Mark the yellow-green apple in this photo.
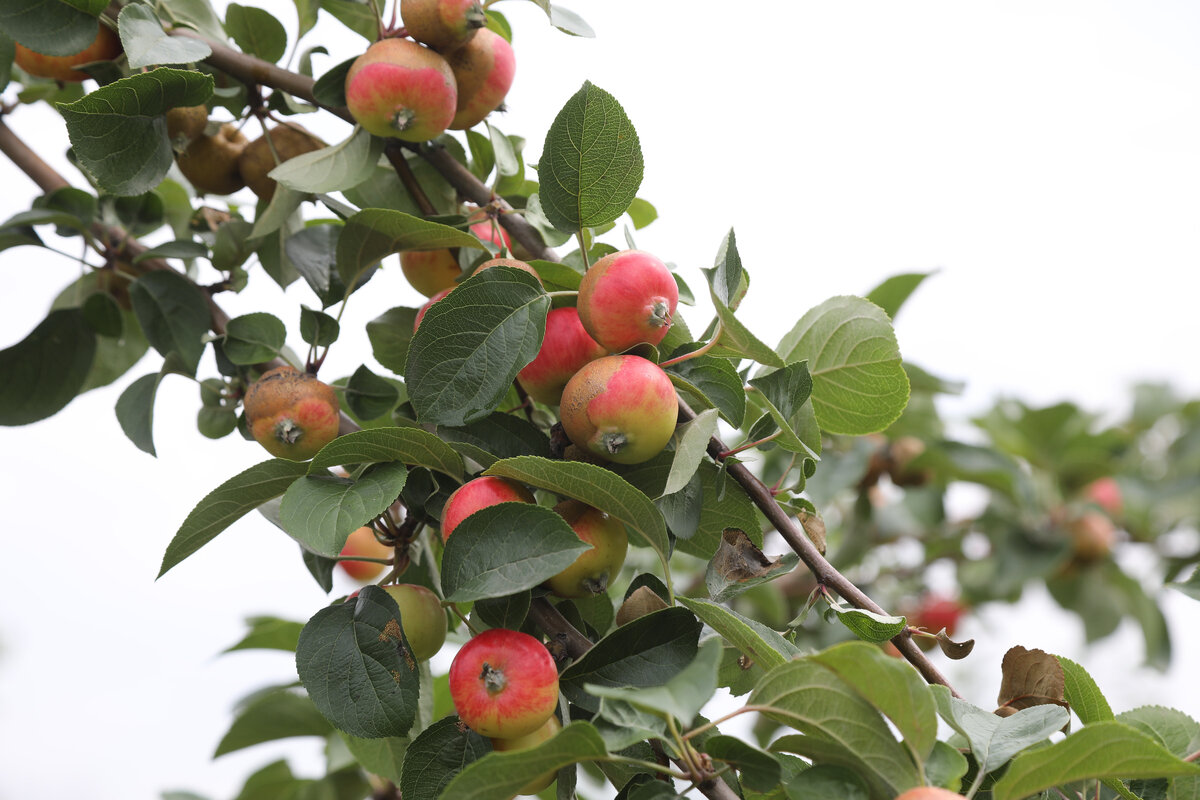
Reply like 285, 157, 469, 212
401, 0, 486, 52
400, 213, 511, 296
546, 500, 627, 598
517, 307, 606, 405
344, 38, 457, 141
238, 123, 325, 201
440, 476, 535, 541
243, 365, 341, 460
1068, 510, 1117, 562
449, 628, 559, 738
1082, 476, 1122, 516
338, 526, 392, 581
560, 354, 678, 464
489, 715, 561, 794
14, 21, 122, 82
894, 789, 966, 800
176, 123, 249, 195
382, 583, 448, 660
577, 250, 678, 352
444, 28, 515, 129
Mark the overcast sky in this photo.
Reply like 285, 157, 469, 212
2, 3, 1199, 799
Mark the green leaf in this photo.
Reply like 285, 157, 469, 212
337, 208, 487, 289
775, 296, 910, 435
225, 3, 286, 63
440, 721, 607, 800
708, 288, 785, 368
822, 602, 907, 644
299, 305, 339, 347
320, 0, 378, 39
437, 413, 551, 469
366, 305, 418, 375
865, 271, 935, 321
812, 641, 938, 762
747, 361, 818, 457
627, 197, 657, 229
132, 239, 208, 263
677, 597, 800, 673
706, 229, 746, 310
0, 0, 100, 56
932, 686, 1070, 774
311, 55, 354, 107
473, 592, 531, 631
1168, 564, 1200, 602
307, 426, 464, 481
784, 764, 869, 800
157, 0, 226, 42
750, 658, 922, 794
0, 308, 96, 425
440, 503, 591, 603
222, 313, 286, 365
486, 121, 519, 176
118, 4, 211, 68
678, 459, 762, 560
484, 456, 671, 583
663, 408, 718, 496
269, 125, 383, 194
991, 721, 1200, 800
1057, 655, 1114, 724
527, 1, 595, 38
278, 462, 408, 558
406, 268, 549, 427
82, 292, 123, 337
538, 81, 643, 232
159, 459, 309, 577
214, 687, 332, 756
344, 364, 400, 420
295, 586, 421, 738
115, 371, 163, 455
560, 607, 701, 712
223, 616, 304, 652
59, 68, 214, 196
703, 735, 781, 793
585, 637, 721, 725
129, 267, 211, 376
400, 716, 492, 798
666, 351, 746, 427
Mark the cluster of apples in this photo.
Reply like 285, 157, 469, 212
344, 0, 516, 141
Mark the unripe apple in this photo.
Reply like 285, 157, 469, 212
400, 214, 511, 296
440, 476, 535, 541
560, 355, 678, 465
401, 0, 486, 53
1068, 510, 1117, 562
382, 583, 448, 660
517, 307, 606, 405
344, 38, 457, 141
414, 287, 454, 330
339, 526, 392, 581
449, 628, 559, 739
1082, 476, 1122, 516
577, 250, 678, 353
165, 105, 209, 148
238, 123, 325, 201
176, 123, 249, 195
444, 28, 516, 130
243, 365, 341, 460
546, 500, 628, 598
894, 789, 966, 800
13, 22, 122, 82
489, 715, 561, 795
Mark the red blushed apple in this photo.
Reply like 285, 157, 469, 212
517, 307, 606, 405
1068, 510, 1117, 562
400, 214, 511, 296
560, 355, 678, 465
14, 22, 122, 82
243, 366, 341, 460
577, 250, 678, 353
345, 38, 457, 141
440, 476, 536, 541
475, 257, 540, 281
414, 287, 453, 330
449, 628, 559, 739
489, 715, 561, 795
445, 28, 516, 130
894, 789, 966, 800
546, 500, 628, 598
382, 584, 448, 660
910, 595, 964, 636
1082, 476, 1122, 516
401, 0, 485, 52
338, 526, 392, 581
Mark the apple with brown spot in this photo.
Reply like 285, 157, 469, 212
381, 583, 448, 660
243, 365, 340, 460
517, 307, 606, 405
344, 38, 457, 141
440, 475, 535, 541
449, 628, 559, 739
560, 354, 678, 465
577, 250, 678, 353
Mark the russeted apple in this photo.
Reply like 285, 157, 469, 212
489, 715, 561, 795
382, 583, 448, 660
401, 0, 486, 53
400, 213, 511, 297
238, 124, 325, 201
338, 526, 392, 581
176, 123, 249, 196
345, 38, 457, 141
546, 500, 628, 598
517, 307, 606, 405
448, 628, 559, 739
577, 249, 678, 352
440, 475, 535, 541
14, 21, 122, 82
165, 105, 209, 149
445, 28, 516, 130
243, 365, 341, 460
560, 354, 678, 464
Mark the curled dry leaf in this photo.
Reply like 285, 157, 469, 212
798, 509, 827, 554
996, 645, 1071, 720
936, 630, 975, 660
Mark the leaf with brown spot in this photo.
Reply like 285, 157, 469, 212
996, 646, 1070, 718
705, 528, 800, 602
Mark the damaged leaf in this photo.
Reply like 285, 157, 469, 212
706, 528, 800, 602
996, 646, 1069, 717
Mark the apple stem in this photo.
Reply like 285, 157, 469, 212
480, 662, 507, 694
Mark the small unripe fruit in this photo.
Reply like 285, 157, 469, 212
345, 38, 457, 141
1068, 511, 1117, 562
401, 0, 486, 52
546, 500, 628, 598
1082, 476, 1122, 515
339, 526, 392, 581
414, 287, 453, 330
577, 250, 678, 353
449, 628, 559, 739
440, 476, 535, 541
13, 22, 122, 82
894, 788, 967, 800
238, 124, 324, 201
382, 584, 448, 660
176, 123, 249, 195
490, 715, 561, 795
243, 365, 341, 460
517, 307, 606, 405
445, 28, 515, 130
560, 355, 678, 465
165, 105, 209, 147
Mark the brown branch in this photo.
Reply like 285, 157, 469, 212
384, 143, 438, 216
528, 597, 592, 660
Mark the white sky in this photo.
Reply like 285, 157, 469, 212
2, 2, 1199, 798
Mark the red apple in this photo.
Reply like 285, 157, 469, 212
243, 366, 341, 460
344, 38, 457, 141
546, 500, 628, 598
576, 250, 678, 353
475, 257, 540, 281
382, 583, 448, 660
14, 21, 122, 82
489, 715, 561, 794
909, 595, 964, 637
414, 287, 454, 330
401, 0, 486, 52
1082, 476, 1122, 516
338, 526, 392, 581
449, 628, 559, 738
560, 355, 678, 464
445, 28, 516, 130
894, 789, 966, 800
440, 476, 535, 541
517, 307, 606, 405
